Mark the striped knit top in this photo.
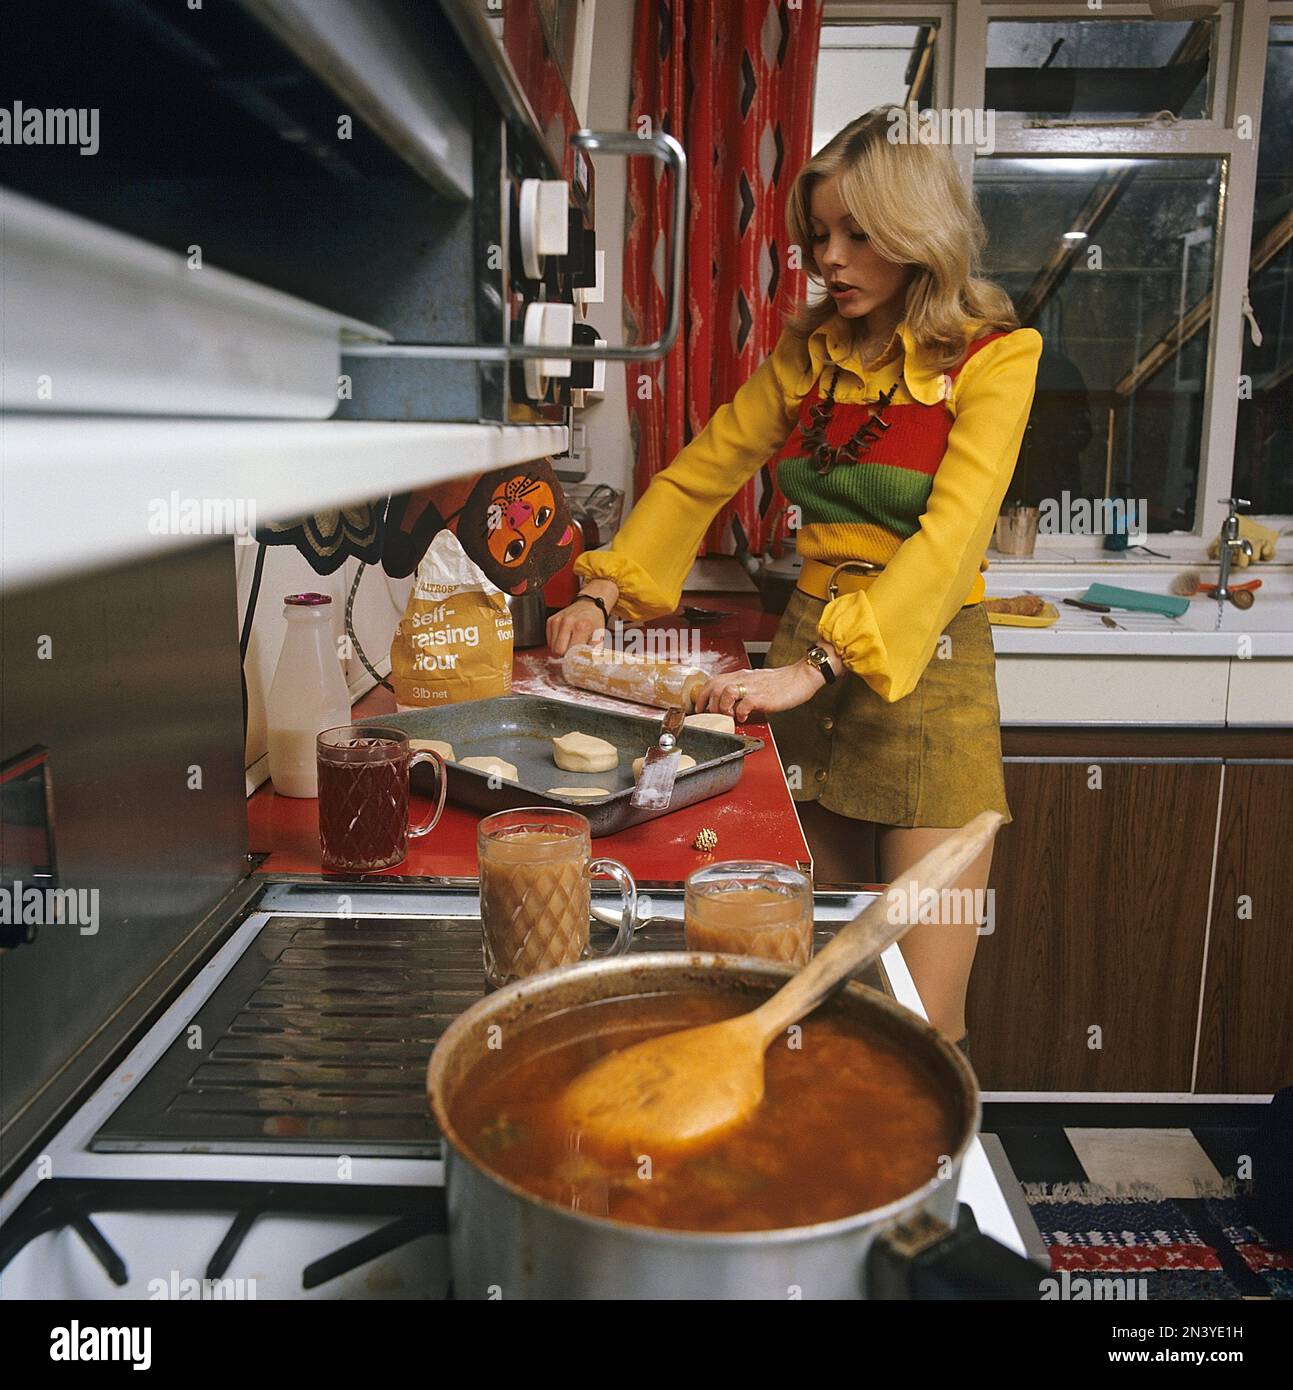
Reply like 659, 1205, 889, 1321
574, 315, 1043, 702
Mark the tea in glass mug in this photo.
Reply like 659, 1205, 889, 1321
476, 807, 636, 988
684, 861, 814, 965
317, 726, 446, 873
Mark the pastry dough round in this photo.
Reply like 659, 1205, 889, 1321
409, 738, 455, 760
552, 730, 619, 773
632, 753, 696, 780
683, 713, 736, 735
548, 786, 611, 799
459, 755, 519, 781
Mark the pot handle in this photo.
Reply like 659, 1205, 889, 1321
868, 1206, 1044, 1300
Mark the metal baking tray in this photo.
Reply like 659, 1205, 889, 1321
366, 695, 763, 836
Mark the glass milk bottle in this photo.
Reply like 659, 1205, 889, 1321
266, 593, 351, 798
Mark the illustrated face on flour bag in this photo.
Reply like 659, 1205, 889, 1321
382, 461, 576, 593
390, 529, 514, 709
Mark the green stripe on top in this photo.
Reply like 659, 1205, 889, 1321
777, 454, 932, 537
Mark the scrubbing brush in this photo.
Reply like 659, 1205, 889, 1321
1170, 569, 1262, 606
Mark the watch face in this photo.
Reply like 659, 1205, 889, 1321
806, 646, 834, 680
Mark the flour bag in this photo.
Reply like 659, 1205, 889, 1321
390, 529, 514, 709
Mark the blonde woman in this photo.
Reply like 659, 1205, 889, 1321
548, 107, 1042, 1051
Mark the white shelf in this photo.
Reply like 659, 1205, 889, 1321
1, 188, 389, 419
1, 417, 568, 590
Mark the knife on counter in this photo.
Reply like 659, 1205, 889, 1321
630, 705, 688, 810
1024, 592, 1112, 613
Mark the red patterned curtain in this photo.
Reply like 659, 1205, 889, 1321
623, 0, 824, 558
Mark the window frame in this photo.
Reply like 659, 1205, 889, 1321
819, 2, 955, 112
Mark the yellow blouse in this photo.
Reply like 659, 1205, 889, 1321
573, 316, 1043, 702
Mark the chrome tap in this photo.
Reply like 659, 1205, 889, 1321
1214, 497, 1253, 602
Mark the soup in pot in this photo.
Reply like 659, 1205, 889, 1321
446, 989, 960, 1233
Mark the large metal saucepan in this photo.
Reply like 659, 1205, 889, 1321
426, 953, 1042, 1300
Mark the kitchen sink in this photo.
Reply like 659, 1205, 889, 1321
984, 566, 1293, 655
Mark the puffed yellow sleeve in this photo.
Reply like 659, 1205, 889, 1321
816, 327, 1043, 702
572, 330, 809, 620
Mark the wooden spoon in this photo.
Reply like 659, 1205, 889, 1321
560, 810, 1003, 1159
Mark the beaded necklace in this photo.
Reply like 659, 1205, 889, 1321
799, 368, 900, 476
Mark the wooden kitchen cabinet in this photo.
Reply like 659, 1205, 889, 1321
966, 756, 1221, 1092
1195, 762, 1293, 1094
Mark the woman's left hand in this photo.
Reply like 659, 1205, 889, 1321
693, 660, 827, 723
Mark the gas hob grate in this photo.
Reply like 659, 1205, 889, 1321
89, 906, 886, 1159
92, 916, 487, 1157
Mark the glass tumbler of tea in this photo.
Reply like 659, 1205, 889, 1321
477, 807, 637, 989
317, 726, 447, 874
684, 861, 814, 965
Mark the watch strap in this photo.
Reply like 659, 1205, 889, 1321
573, 591, 611, 625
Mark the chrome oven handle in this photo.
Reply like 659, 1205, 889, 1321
566, 128, 686, 362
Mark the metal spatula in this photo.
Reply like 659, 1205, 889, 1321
630, 705, 687, 809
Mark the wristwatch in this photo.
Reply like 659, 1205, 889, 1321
805, 643, 837, 684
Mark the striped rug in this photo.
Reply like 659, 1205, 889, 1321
1024, 1181, 1293, 1300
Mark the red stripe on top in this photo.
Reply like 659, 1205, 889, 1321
949, 330, 1009, 378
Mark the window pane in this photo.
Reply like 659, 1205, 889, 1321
986, 19, 1214, 121
975, 157, 1222, 531
1234, 23, 1293, 513
813, 23, 938, 150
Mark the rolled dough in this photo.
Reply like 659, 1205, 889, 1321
683, 713, 736, 735
632, 753, 696, 780
552, 730, 619, 773
548, 786, 612, 799
459, 755, 519, 781
409, 738, 455, 760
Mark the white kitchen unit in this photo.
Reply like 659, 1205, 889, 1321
986, 564, 1293, 725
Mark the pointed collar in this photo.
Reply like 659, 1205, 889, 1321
810, 314, 950, 406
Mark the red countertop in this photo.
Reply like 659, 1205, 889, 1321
247, 602, 809, 885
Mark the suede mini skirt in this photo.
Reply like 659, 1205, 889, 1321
765, 589, 1012, 828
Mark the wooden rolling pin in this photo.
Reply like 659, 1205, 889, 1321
561, 642, 708, 710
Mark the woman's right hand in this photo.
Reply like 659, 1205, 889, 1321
546, 578, 620, 656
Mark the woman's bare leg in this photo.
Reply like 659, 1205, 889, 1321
797, 799, 876, 885
875, 825, 994, 1040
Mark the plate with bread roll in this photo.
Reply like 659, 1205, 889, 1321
982, 594, 1060, 628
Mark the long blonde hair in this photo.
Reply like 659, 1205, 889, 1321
784, 106, 1017, 372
